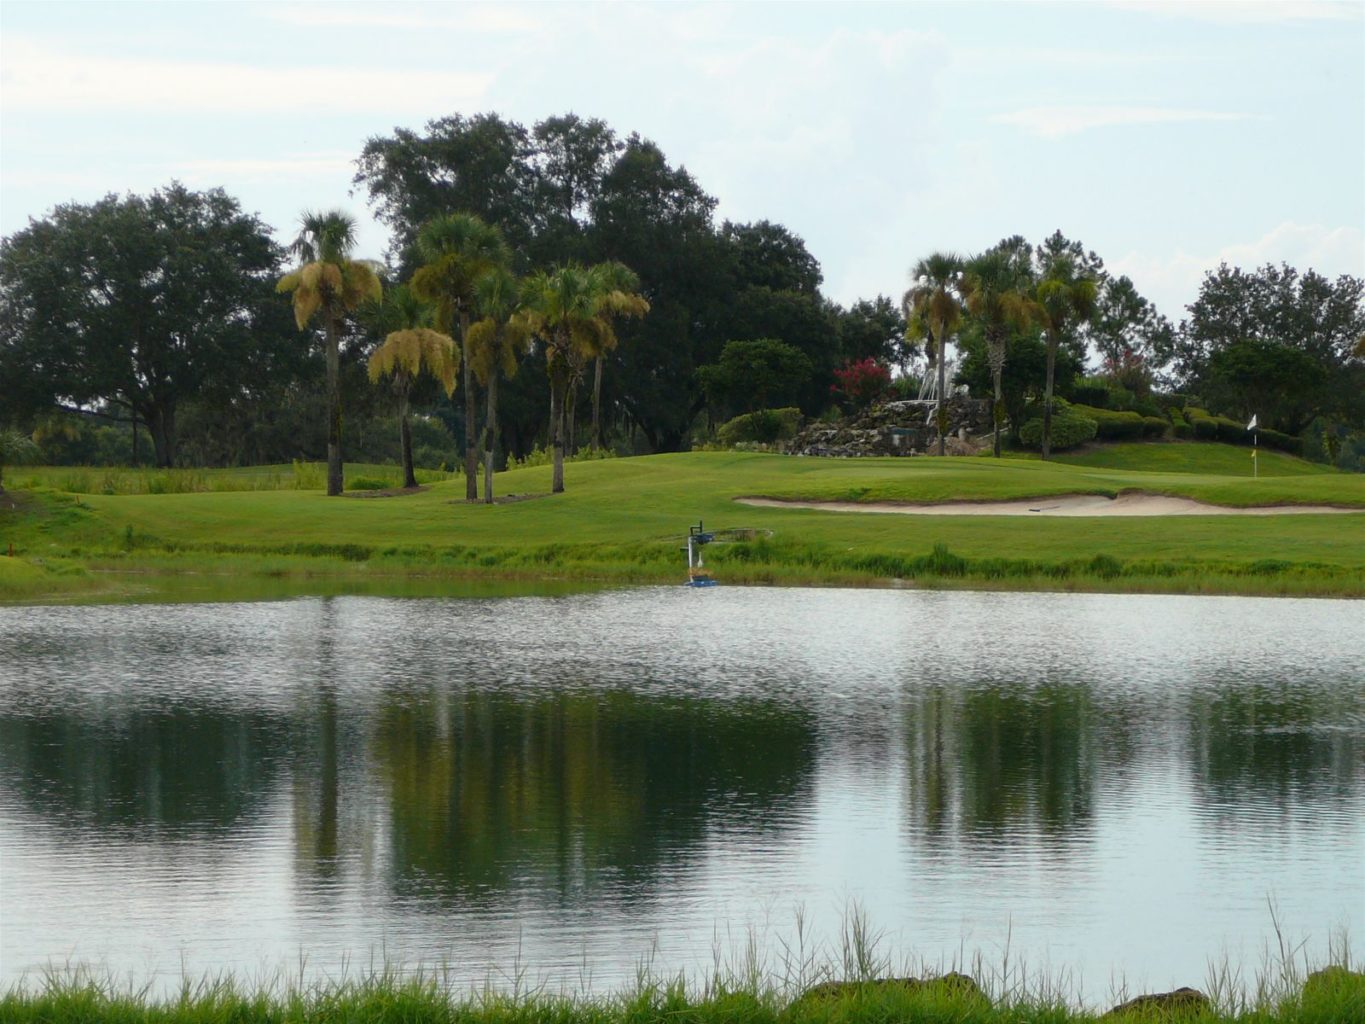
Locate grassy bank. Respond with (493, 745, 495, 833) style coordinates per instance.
(3, 955, 1362, 1023)
(2, 447, 1363, 603)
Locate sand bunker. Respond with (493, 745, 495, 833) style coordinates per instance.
(736, 493, 1360, 517)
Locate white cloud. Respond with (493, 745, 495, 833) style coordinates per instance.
(955, 45, 1182, 72)
(1109, 1, 1361, 23)
(1111, 221, 1365, 319)
(173, 154, 356, 185)
(259, 4, 543, 34)
(993, 105, 1253, 138)
(0, 36, 491, 114)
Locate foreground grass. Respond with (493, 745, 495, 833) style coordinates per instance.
(2, 447, 1363, 603)
(3, 955, 1362, 1024)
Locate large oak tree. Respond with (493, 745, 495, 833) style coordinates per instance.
(1, 184, 281, 466)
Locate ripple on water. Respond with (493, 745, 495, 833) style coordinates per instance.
(0, 589, 1361, 1003)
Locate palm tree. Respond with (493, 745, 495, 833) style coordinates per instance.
(1035, 256, 1098, 460)
(582, 261, 650, 451)
(277, 210, 382, 496)
(962, 251, 1037, 457)
(410, 214, 511, 502)
(521, 262, 648, 493)
(904, 253, 964, 456)
(466, 267, 532, 503)
(366, 285, 459, 489)
(521, 264, 593, 494)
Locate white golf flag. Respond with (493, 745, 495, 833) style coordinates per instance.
(1246, 414, 1258, 430)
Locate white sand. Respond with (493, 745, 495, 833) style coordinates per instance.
(736, 493, 1361, 517)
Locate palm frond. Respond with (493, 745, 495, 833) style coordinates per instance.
(293, 286, 322, 330)
(369, 326, 458, 395)
(293, 209, 356, 264)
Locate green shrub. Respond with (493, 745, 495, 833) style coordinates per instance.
(1070, 379, 1110, 408)
(716, 407, 802, 446)
(1259, 428, 1304, 456)
(1141, 416, 1169, 438)
(508, 445, 619, 469)
(1184, 410, 1304, 455)
(1018, 412, 1098, 451)
(1070, 404, 1145, 440)
(292, 460, 324, 490)
(1172, 420, 1193, 439)
(346, 476, 393, 491)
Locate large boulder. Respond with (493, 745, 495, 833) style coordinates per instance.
(797, 971, 988, 1005)
(1101, 986, 1211, 1019)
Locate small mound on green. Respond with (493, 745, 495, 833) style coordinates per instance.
(1047, 440, 1334, 477)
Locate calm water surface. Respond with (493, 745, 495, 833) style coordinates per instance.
(1, 588, 1361, 1002)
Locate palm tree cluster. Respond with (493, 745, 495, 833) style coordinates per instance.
(902, 243, 1099, 459)
(277, 210, 648, 500)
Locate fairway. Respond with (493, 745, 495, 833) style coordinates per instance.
(2, 448, 1363, 602)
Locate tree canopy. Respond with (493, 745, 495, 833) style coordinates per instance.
(1, 184, 282, 466)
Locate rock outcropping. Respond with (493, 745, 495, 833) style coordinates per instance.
(785, 396, 992, 457)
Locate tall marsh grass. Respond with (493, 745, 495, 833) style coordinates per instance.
(2, 911, 1359, 1022)
(11, 463, 456, 495)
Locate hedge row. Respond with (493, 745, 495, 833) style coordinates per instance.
(1069, 404, 1166, 440)
(1185, 409, 1303, 456)
(1018, 413, 1098, 451)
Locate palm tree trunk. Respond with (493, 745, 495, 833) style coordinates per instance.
(566, 376, 579, 454)
(483, 371, 498, 504)
(550, 375, 565, 494)
(591, 355, 604, 451)
(936, 328, 948, 457)
(1042, 334, 1057, 461)
(461, 311, 478, 501)
(326, 316, 343, 496)
(399, 385, 416, 489)
(988, 335, 1006, 459)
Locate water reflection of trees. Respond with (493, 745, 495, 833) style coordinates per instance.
(370, 690, 817, 904)
(1186, 685, 1362, 808)
(0, 709, 290, 833)
(903, 684, 1111, 843)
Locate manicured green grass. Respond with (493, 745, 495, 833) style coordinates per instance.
(1046, 441, 1334, 477)
(2, 445, 1363, 602)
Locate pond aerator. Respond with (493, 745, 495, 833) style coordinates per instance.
(682, 521, 718, 587)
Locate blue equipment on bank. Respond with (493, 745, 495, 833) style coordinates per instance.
(683, 521, 718, 587)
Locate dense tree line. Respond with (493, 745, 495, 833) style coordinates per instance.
(2, 111, 1362, 477)
(910, 234, 1363, 466)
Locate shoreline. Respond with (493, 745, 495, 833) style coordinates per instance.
(3, 549, 1362, 604)
(2, 958, 1361, 1022)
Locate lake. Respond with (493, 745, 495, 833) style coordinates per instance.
(1, 588, 1361, 1004)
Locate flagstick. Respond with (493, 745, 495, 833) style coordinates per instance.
(1253, 430, 1258, 479)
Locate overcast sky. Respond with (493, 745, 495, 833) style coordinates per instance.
(2, 0, 1362, 322)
